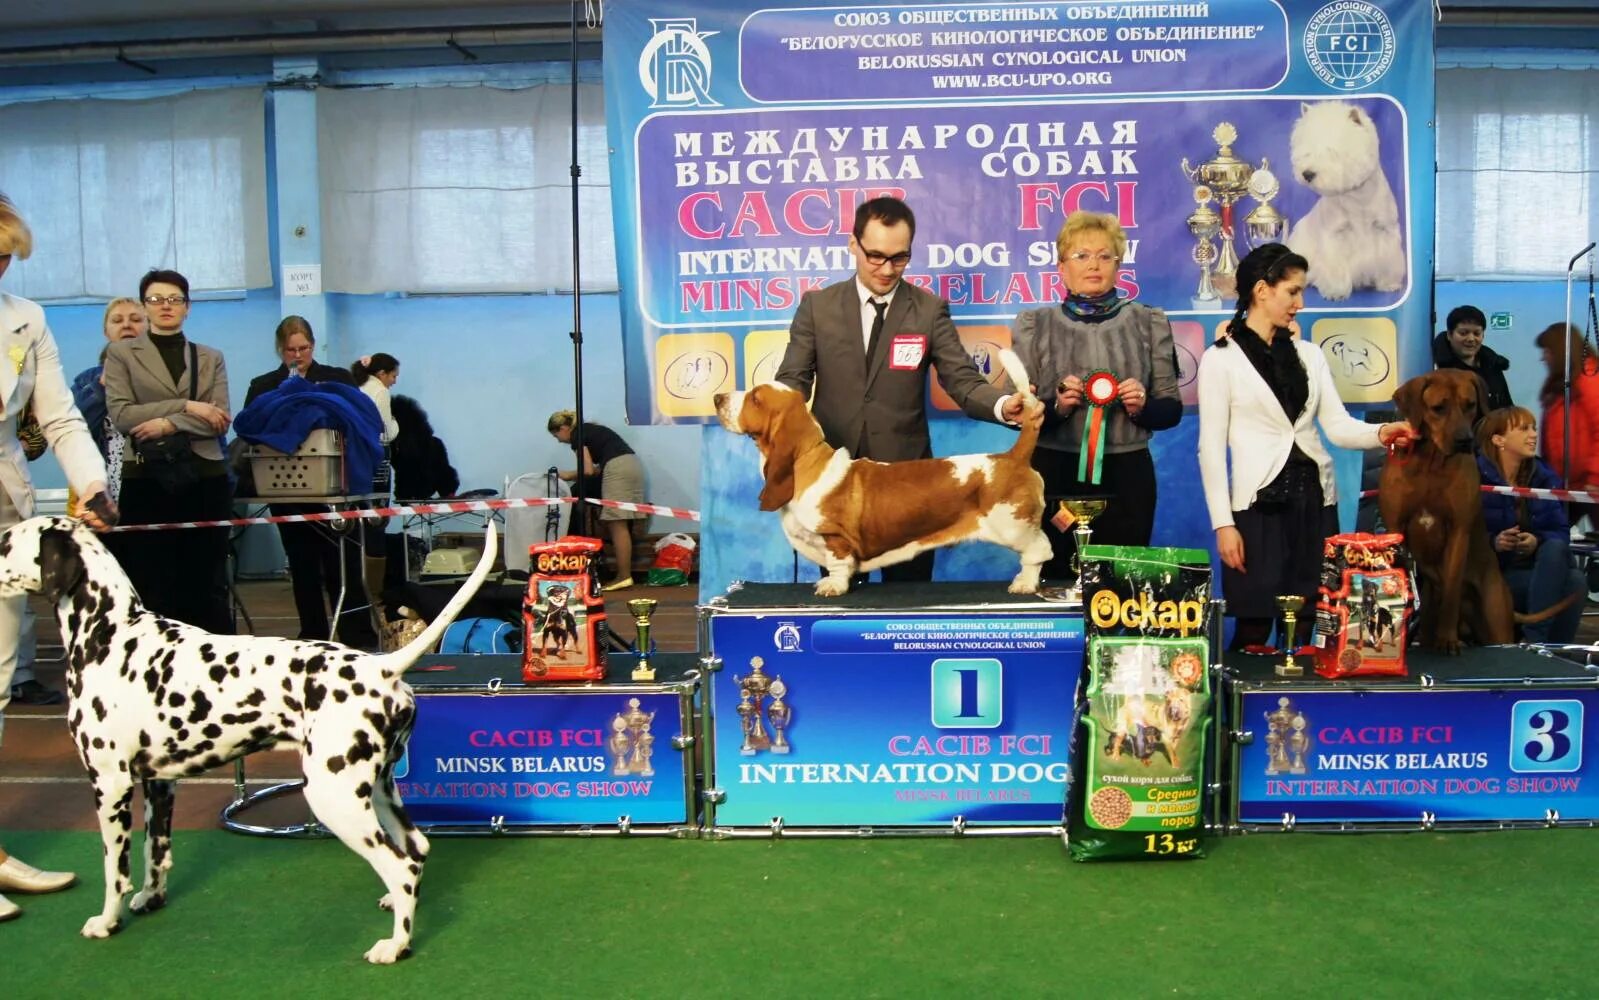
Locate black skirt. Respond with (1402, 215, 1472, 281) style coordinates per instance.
(1221, 463, 1337, 619)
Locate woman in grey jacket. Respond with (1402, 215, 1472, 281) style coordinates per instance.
(1011, 211, 1182, 582)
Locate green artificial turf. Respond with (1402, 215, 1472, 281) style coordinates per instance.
(0, 827, 1588, 997)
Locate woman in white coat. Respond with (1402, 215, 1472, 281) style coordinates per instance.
(0, 192, 118, 921)
(1197, 243, 1411, 651)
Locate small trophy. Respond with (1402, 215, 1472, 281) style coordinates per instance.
(1275, 595, 1305, 677)
(1186, 185, 1223, 309)
(608, 714, 632, 773)
(627, 598, 658, 682)
(767, 677, 792, 754)
(1288, 714, 1310, 775)
(1243, 159, 1289, 248)
(1063, 498, 1108, 600)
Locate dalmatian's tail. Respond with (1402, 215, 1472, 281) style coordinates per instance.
(370, 521, 499, 678)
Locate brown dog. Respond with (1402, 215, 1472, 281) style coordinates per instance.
(713, 350, 1051, 597)
(1379, 369, 1574, 652)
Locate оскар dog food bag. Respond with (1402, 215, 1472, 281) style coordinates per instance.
(522, 536, 610, 683)
(1069, 545, 1213, 862)
(1311, 532, 1413, 679)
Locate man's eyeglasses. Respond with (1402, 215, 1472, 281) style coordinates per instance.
(1067, 251, 1118, 265)
(143, 295, 188, 306)
(860, 247, 913, 269)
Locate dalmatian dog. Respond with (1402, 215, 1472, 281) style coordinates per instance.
(0, 516, 498, 964)
(1286, 100, 1407, 300)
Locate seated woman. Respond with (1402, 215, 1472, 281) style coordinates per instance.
(547, 410, 647, 591)
(1010, 210, 1181, 581)
(1476, 406, 1585, 644)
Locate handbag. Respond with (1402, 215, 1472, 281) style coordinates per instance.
(134, 344, 201, 492)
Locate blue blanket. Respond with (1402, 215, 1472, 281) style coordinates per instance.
(234, 378, 384, 492)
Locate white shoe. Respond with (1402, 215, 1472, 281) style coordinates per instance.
(0, 892, 18, 921)
(0, 856, 77, 894)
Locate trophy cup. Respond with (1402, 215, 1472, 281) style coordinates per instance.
(1274, 595, 1305, 677)
(733, 657, 774, 755)
(1063, 498, 1108, 601)
(624, 697, 656, 776)
(1185, 185, 1223, 309)
(627, 598, 658, 682)
(1243, 159, 1290, 248)
(1181, 123, 1256, 299)
(608, 713, 632, 774)
(1288, 714, 1310, 775)
(767, 677, 792, 754)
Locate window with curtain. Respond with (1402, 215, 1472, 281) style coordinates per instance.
(318, 82, 615, 294)
(1436, 66, 1599, 278)
(0, 88, 270, 301)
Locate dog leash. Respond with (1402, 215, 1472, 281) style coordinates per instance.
(1383, 428, 1418, 467)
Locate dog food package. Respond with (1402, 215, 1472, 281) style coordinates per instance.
(1068, 545, 1213, 862)
(522, 537, 610, 683)
(1311, 532, 1414, 679)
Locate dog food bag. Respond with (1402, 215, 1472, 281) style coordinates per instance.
(1069, 545, 1213, 862)
(1311, 532, 1413, 679)
(522, 536, 610, 683)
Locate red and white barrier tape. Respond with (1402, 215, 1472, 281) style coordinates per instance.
(105, 495, 700, 533)
(1358, 484, 1599, 502)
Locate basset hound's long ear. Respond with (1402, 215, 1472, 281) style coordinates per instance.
(1391, 375, 1424, 429)
(756, 391, 799, 511)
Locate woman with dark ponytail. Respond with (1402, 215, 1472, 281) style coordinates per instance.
(351, 352, 400, 444)
(1196, 244, 1411, 651)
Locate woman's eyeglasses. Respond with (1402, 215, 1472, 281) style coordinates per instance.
(1067, 251, 1118, 264)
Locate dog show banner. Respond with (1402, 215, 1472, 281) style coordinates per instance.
(706, 609, 1084, 828)
(396, 689, 692, 827)
(603, 1, 1436, 598)
(1235, 688, 1599, 825)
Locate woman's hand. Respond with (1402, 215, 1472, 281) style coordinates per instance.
(1494, 527, 1521, 553)
(1118, 377, 1147, 418)
(1377, 421, 1416, 446)
(558, 469, 577, 483)
(1216, 525, 1246, 572)
(1515, 530, 1539, 557)
(184, 400, 231, 433)
(75, 486, 119, 532)
(1055, 374, 1084, 415)
(130, 416, 177, 442)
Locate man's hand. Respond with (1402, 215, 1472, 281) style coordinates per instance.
(1000, 391, 1030, 424)
(75, 486, 119, 532)
(184, 400, 231, 433)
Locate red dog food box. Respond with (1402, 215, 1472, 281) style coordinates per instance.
(1311, 532, 1414, 678)
(522, 537, 609, 683)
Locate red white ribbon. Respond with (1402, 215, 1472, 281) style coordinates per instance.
(105, 495, 700, 533)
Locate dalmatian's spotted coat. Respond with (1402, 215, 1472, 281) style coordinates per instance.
(0, 516, 497, 964)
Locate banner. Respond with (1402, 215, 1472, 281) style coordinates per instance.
(1236, 688, 1599, 825)
(604, 0, 1435, 424)
(397, 690, 691, 826)
(708, 610, 1084, 827)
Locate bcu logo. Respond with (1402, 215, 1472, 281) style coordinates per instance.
(1303, 2, 1396, 92)
(931, 658, 1002, 729)
(639, 18, 721, 108)
(1510, 699, 1584, 773)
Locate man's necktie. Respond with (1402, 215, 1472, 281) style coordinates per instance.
(866, 298, 887, 363)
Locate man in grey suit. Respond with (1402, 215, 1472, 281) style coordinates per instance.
(775, 196, 1026, 582)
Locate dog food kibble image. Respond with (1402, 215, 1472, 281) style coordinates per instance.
(1088, 787, 1134, 829)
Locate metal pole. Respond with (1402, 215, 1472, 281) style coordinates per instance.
(568, 1, 587, 535)
(1563, 242, 1596, 485)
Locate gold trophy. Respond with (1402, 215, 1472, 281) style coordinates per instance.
(1275, 595, 1305, 677)
(1063, 498, 1108, 601)
(767, 677, 792, 754)
(1181, 123, 1256, 299)
(1243, 159, 1290, 248)
(627, 598, 658, 682)
(609, 698, 657, 776)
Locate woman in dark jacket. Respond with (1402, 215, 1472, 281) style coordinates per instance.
(391, 395, 459, 501)
(1476, 406, 1584, 643)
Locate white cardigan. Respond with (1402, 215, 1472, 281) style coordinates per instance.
(360, 378, 400, 444)
(1196, 335, 1381, 530)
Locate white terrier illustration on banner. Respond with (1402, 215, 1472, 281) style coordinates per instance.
(1286, 101, 1407, 301)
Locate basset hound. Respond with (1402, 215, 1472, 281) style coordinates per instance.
(714, 350, 1051, 597)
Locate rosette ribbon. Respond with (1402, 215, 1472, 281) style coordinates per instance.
(1076, 370, 1120, 485)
